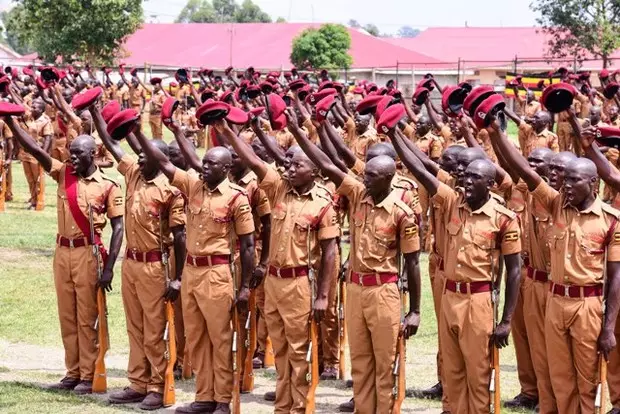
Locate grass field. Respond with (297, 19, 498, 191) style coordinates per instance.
(0, 127, 537, 413)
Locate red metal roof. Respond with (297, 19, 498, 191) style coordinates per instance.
(121, 23, 440, 69)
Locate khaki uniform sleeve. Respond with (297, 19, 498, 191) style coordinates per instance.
(499, 216, 521, 255)
(106, 184, 125, 218)
(548, 133, 559, 153)
(402, 123, 416, 140)
(317, 205, 339, 240)
(302, 118, 319, 144)
(531, 180, 560, 214)
(429, 137, 443, 159)
(436, 168, 451, 184)
(232, 193, 255, 236)
(495, 174, 514, 199)
(49, 158, 65, 182)
(439, 125, 452, 140)
(170, 168, 192, 196)
(431, 181, 458, 210)
(168, 192, 186, 228)
(117, 154, 137, 177)
(255, 188, 271, 217)
(336, 174, 365, 207)
(399, 213, 421, 254)
(3, 122, 12, 138)
(41, 119, 54, 136)
(258, 166, 283, 204)
(344, 116, 356, 146)
(350, 158, 366, 176)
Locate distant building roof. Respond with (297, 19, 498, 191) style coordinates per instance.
(121, 23, 441, 70)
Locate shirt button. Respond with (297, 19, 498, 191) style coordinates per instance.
(199, 225, 203, 228)
(460, 247, 464, 251)
(457, 264, 462, 268)
(567, 254, 571, 258)
(195, 242, 199, 245)
(279, 247, 284, 251)
(71, 226, 75, 230)
(564, 276, 569, 281)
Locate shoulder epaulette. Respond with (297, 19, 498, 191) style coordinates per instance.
(315, 182, 334, 197)
(394, 199, 414, 216)
(393, 175, 418, 190)
(601, 202, 620, 219)
(490, 191, 506, 206)
(493, 202, 517, 220)
(100, 173, 120, 187)
(228, 182, 248, 195)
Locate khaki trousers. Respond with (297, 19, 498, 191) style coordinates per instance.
(5, 162, 12, 200)
(546, 295, 603, 413)
(556, 122, 576, 154)
(521, 276, 556, 413)
(256, 279, 268, 355)
(23, 161, 44, 209)
(511, 271, 538, 399)
(320, 249, 340, 370)
(182, 263, 234, 403)
(174, 295, 187, 369)
(347, 282, 400, 414)
(121, 258, 167, 394)
(429, 252, 450, 411)
(264, 274, 311, 414)
(53, 245, 98, 380)
(440, 289, 493, 414)
(608, 316, 620, 409)
(149, 114, 163, 139)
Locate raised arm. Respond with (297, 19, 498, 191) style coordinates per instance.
(424, 100, 444, 131)
(4, 116, 52, 172)
(169, 121, 202, 171)
(285, 108, 346, 187)
(214, 120, 268, 180)
(249, 117, 286, 165)
(89, 104, 125, 162)
(580, 127, 620, 191)
(488, 110, 542, 191)
(388, 126, 440, 196)
(318, 123, 348, 172)
(396, 120, 440, 176)
(52, 85, 81, 125)
(133, 126, 177, 181)
(512, 86, 525, 107)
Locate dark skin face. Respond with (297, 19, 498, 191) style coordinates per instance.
(363, 155, 395, 201)
(79, 110, 93, 134)
(532, 111, 550, 133)
(168, 142, 187, 170)
(415, 116, 431, 137)
(462, 159, 495, 209)
(609, 106, 619, 121)
(563, 158, 598, 208)
(527, 148, 553, 178)
(62, 88, 74, 104)
(354, 113, 371, 135)
(412, 104, 422, 115)
(287, 151, 317, 190)
(201, 147, 232, 189)
(69, 135, 96, 176)
(283, 145, 302, 171)
(455, 148, 486, 187)
(138, 140, 166, 180)
(590, 106, 602, 126)
(227, 145, 247, 179)
(526, 90, 535, 103)
(251, 138, 271, 163)
(31, 99, 45, 119)
(548, 151, 577, 191)
(439, 146, 465, 174)
(365, 143, 397, 163)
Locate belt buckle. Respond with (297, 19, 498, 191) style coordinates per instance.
(358, 274, 364, 286)
(276, 267, 282, 278)
(564, 285, 570, 297)
(455, 281, 461, 293)
(69, 239, 74, 249)
(192, 256, 197, 266)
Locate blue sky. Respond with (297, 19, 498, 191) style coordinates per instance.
(140, 0, 540, 32)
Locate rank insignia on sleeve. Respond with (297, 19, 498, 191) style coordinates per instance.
(614, 232, 620, 242)
(404, 225, 418, 236)
(503, 231, 519, 241)
(239, 205, 251, 214)
(113, 197, 123, 206)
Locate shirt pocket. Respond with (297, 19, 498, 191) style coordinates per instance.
(363, 224, 397, 262)
(577, 232, 605, 270)
(446, 221, 461, 252)
(293, 216, 313, 253)
(548, 227, 566, 253)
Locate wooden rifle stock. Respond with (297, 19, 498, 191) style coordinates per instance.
(305, 319, 319, 414)
(595, 356, 607, 413)
(338, 277, 346, 380)
(35, 165, 44, 211)
(163, 301, 177, 407)
(391, 332, 406, 414)
(242, 289, 257, 392)
(232, 309, 242, 413)
(490, 344, 500, 413)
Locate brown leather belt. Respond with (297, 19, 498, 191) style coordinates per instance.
(350, 272, 398, 287)
(549, 282, 603, 298)
(445, 279, 492, 294)
(56, 234, 89, 248)
(268, 265, 309, 278)
(186, 254, 230, 267)
(126, 249, 163, 263)
(437, 256, 444, 271)
(526, 266, 548, 283)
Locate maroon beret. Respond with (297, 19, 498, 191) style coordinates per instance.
(101, 100, 121, 123)
(352, 86, 365, 95)
(170, 82, 178, 88)
(356, 94, 384, 115)
(297, 85, 312, 102)
(118, 64, 125, 75)
(225, 66, 234, 76)
(458, 82, 472, 92)
(541, 82, 578, 113)
(595, 126, 620, 149)
(375, 95, 397, 122)
(0, 76, 10, 93)
(107, 109, 140, 140)
(150, 77, 162, 85)
(0, 102, 25, 117)
(201, 89, 216, 102)
(377, 87, 389, 96)
(320, 69, 329, 78)
(377, 103, 406, 135)
(463, 85, 494, 117)
(318, 80, 334, 91)
(247, 84, 261, 99)
(71, 87, 103, 111)
(23, 67, 35, 77)
(196, 100, 231, 125)
(306, 87, 336, 105)
(289, 79, 306, 91)
(41, 66, 59, 83)
(333, 82, 344, 93)
(36, 76, 48, 90)
(315, 95, 337, 123)
(441, 85, 468, 117)
(267, 93, 287, 130)
(249, 106, 265, 118)
(265, 77, 279, 85)
(162, 97, 179, 127)
(226, 106, 250, 125)
(412, 87, 430, 106)
(260, 81, 274, 94)
(284, 72, 292, 79)
(268, 71, 280, 78)
(473, 94, 505, 129)
(417, 77, 434, 91)
(603, 82, 619, 100)
(130, 68, 138, 77)
(220, 91, 234, 103)
(366, 83, 378, 93)
(175, 68, 189, 84)
(600, 69, 610, 80)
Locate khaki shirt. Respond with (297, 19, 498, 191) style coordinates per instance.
(532, 181, 620, 285)
(523, 101, 541, 118)
(275, 129, 295, 150)
(417, 131, 444, 160)
(171, 170, 255, 256)
(476, 128, 498, 163)
(150, 90, 166, 115)
(118, 155, 186, 252)
(433, 183, 521, 282)
(352, 126, 379, 160)
(20, 113, 54, 163)
(518, 123, 559, 156)
(235, 170, 271, 240)
(49, 159, 124, 239)
(338, 175, 420, 274)
(429, 168, 456, 257)
(129, 85, 146, 109)
(259, 167, 338, 269)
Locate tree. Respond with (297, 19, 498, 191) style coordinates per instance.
(363, 23, 380, 37)
(234, 0, 271, 23)
(176, 0, 272, 23)
(348, 19, 361, 28)
(276, 17, 287, 23)
(1, 5, 34, 55)
(531, 0, 620, 67)
(290, 23, 353, 70)
(4, 0, 142, 65)
(175, 0, 217, 23)
(397, 25, 420, 38)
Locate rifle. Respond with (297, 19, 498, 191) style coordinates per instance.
(596, 235, 612, 414)
(89, 204, 109, 394)
(305, 230, 319, 414)
(391, 253, 406, 414)
(489, 254, 501, 414)
(337, 264, 346, 380)
(242, 289, 257, 393)
(231, 236, 242, 414)
(160, 213, 177, 407)
(35, 165, 44, 211)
